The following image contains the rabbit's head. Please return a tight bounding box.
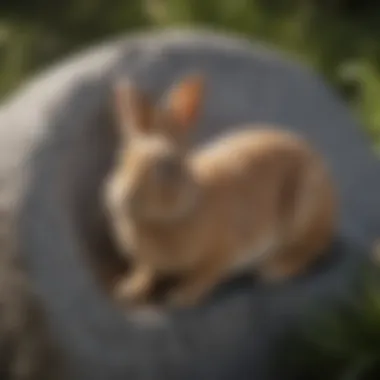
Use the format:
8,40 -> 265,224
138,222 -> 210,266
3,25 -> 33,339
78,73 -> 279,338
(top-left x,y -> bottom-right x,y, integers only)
106,74 -> 205,223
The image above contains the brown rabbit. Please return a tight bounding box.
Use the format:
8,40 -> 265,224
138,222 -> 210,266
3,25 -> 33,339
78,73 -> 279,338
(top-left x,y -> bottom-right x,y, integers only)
104,74 -> 337,307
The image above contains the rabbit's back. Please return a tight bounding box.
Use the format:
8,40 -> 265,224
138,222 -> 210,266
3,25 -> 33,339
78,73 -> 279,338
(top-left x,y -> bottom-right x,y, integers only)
189,127 -> 336,277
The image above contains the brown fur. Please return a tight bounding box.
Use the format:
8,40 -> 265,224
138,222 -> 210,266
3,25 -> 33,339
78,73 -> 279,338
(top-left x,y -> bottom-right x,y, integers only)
104,75 -> 337,307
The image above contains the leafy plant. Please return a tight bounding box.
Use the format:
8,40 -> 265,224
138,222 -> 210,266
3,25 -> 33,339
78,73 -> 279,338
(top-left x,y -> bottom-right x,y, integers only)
300,252 -> 380,379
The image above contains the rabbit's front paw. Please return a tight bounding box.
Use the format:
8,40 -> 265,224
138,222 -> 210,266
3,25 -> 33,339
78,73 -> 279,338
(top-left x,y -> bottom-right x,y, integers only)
114,268 -> 154,307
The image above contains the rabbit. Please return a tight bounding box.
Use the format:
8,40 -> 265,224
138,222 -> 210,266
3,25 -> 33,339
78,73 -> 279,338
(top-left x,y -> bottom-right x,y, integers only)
104,74 -> 337,307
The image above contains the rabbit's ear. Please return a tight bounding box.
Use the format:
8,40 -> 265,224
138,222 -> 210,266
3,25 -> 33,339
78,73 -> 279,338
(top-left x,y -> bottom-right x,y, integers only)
113,80 -> 155,137
164,74 -> 205,137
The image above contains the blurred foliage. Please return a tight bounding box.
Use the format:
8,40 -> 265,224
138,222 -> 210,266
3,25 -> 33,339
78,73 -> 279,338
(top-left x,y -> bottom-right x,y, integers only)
290,248 -> 380,380
2,1 -> 380,146
311,265 -> 380,379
